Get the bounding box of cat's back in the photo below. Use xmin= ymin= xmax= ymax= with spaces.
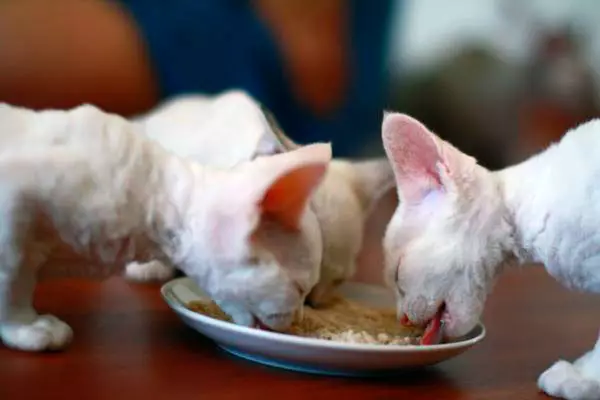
xmin=553 ymin=118 xmax=600 ymax=164
xmin=0 ymin=103 xmax=76 ymax=150
xmin=543 ymin=119 xmax=600 ymax=205
xmin=136 ymin=90 xmax=274 ymax=168
xmin=524 ymin=119 xmax=600 ymax=200
xmin=525 ymin=119 xmax=600 ymax=289
xmin=0 ymin=104 xmax=164 ymax=203
xmin=0 ymin=103 xmax=144 ymax=155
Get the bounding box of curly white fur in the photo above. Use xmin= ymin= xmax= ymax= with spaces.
xmin=0 ymin=103 xmax=330 ymax=352
xmin=382 ymin=112 xmax=600 ymax=400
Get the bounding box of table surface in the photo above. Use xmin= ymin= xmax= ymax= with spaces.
xmin=1 ymin=265 xmax=598 ymax=400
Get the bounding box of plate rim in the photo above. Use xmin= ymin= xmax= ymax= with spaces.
xmin=161 ymin=277 xmax=486 ymax=353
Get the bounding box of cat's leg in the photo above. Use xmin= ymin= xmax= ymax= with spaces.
xmin=0 ymin=188 xmax=72 ymax=352
xmin=124 ymin=260 xmax=174 ymax=282
xmin=0 ymin=245 xmax=73 ymax=352
xmin=538 ymin=330 xmax=600 ymax=400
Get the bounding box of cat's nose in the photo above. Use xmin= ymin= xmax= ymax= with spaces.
xmin=404 ymin=295 xmax=442 ymax=326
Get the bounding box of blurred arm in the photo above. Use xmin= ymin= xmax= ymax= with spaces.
xmin=0 ymin=0 xmax=158 ymax=115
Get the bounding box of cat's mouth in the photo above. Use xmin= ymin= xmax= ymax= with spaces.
xmin=250 ymin=311 xmax=296 ymax=332
xmin=400 ymin=303 xmax=446 ymax=345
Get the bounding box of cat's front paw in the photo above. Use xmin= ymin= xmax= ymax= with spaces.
xmin=0 ymin=314 xmax=73 ymax=352
xmin=538 ymin=360 xmax=600 ymax=400
xmin=125 ymin=260 xmax=174 ymax=282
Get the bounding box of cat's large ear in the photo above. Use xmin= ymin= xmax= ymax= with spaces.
xmin=349 ymin=158 xmax=396 ymax=214
xmin=211 ymin=143 xmax=331 ymax=254
xmin=381 ymin=112 xmax=475 ymax=204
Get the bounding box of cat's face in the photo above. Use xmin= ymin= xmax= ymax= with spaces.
xmin=381 ymin=113 xmax=511 ymax=338
xmin=182 ymin=143 xmax=330 ymax=330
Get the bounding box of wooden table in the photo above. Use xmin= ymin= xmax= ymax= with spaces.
xmin=0 ymin=266 xmax=597 ymax=400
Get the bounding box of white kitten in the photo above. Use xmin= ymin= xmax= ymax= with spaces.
xmin=382 ymin=112 xmax=600 ymax=400
xmin=296 ymin=158 xmax=395 ymax=306
xmin=126 ymin=91 xmax=395 ymax=306
xmin=261 ymin=111 xmax=396 ymax=305
xmin=0 ymin=103 xmax=330 ymax=352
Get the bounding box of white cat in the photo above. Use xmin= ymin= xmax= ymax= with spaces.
xmin=125 ymin=91 xmax=395 ymax=307
xmin=381 ymin=112 xmax=600 ymax=400
xmin=0 ymin=103 xmax=330 ymax=352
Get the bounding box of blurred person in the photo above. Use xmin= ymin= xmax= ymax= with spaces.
xmin=0 ymin=0 xmax=397 ymax=157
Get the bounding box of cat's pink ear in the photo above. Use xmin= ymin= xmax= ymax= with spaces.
xmin=255 ymin=143 xmax=330 ymax=230
xmin=382 ymin=113 xmax=446 ymax=204
xmin=211 ymin=143 xmax=331 ymax=254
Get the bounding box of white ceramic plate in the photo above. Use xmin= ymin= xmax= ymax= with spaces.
xmin=161 ymin=277 xmax=486 ymax=376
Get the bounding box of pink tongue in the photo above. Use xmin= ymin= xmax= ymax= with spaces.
xmin=419 ymin=307 xmax=444 ymax=345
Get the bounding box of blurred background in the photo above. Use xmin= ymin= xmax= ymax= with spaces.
xmin=1 ymin=0 xmax=599 ymax=166
xmin=0 ymin=0 xmax=600 ymax=168
xmin=390 ymin=0 xmax=600 ymax=169
xmin=1 ymin=0 xmax=599 ymax=283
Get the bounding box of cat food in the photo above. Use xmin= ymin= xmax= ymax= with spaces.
xmin=186 ymin=296 xmax=423 ymax=345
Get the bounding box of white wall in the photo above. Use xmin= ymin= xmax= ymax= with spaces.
xmin=388 ymin=0 xmax=600 ymax=73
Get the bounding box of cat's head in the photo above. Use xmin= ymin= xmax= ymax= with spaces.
xmin=180 ymin=143 xmax=330 ymax=331
xmin=306 ymin=158 xmax=396 ymax=307
xmin=381 ymin=113 xmax=512 ymax=338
